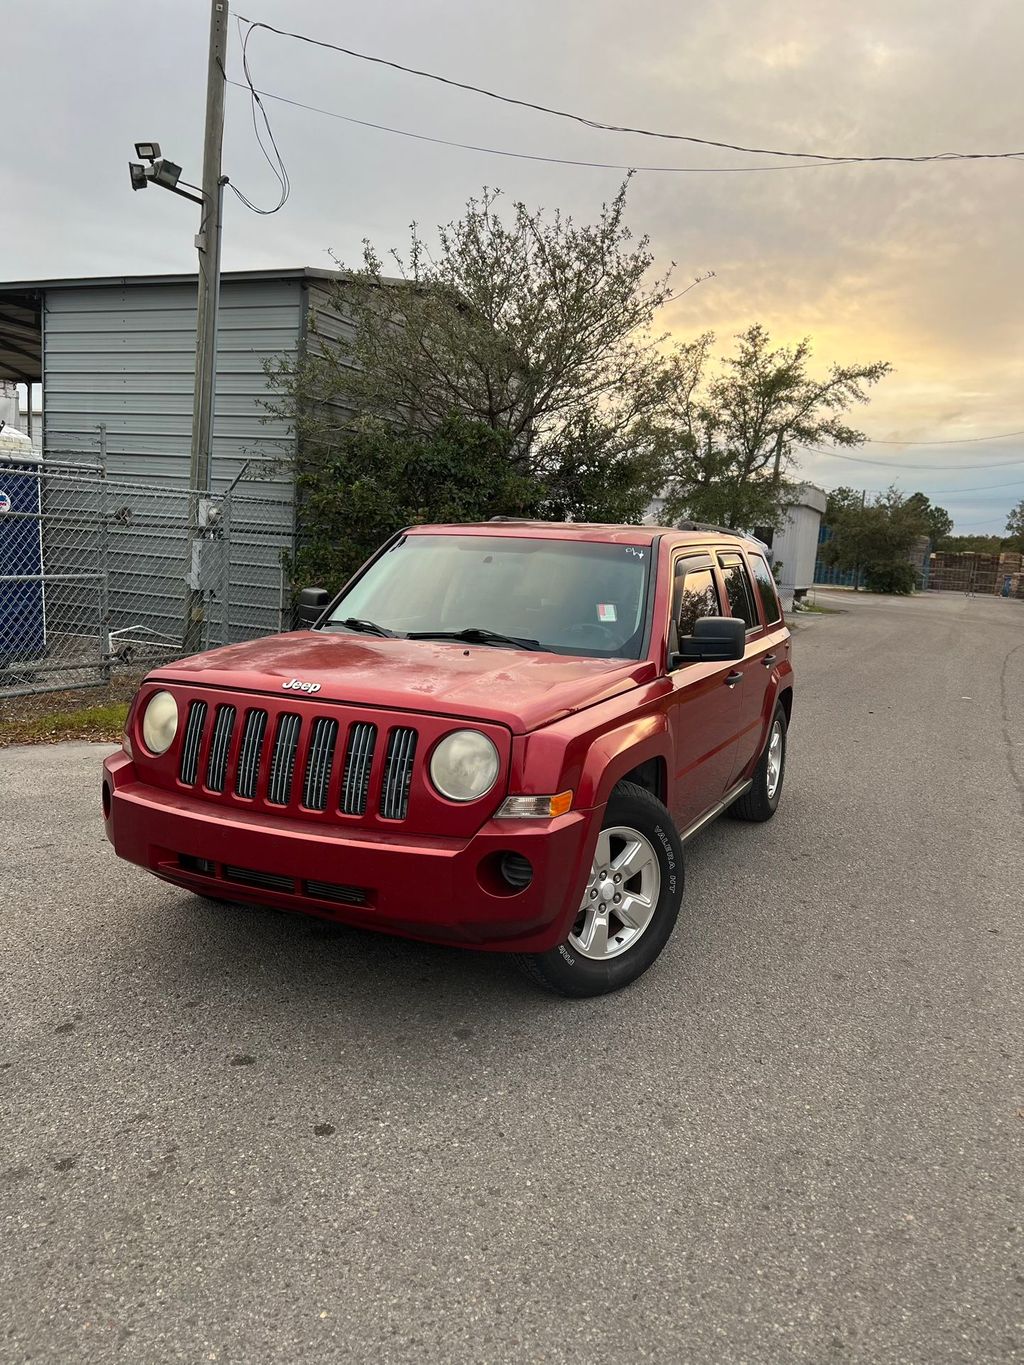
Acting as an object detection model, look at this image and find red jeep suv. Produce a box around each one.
[103,521,793,996]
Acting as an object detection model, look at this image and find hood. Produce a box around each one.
[151,631,657,734]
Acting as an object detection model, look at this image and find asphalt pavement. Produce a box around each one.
[1,589,1022,1364]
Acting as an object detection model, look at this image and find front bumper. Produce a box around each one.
[102,752,599,952]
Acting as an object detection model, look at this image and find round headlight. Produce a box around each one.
[141,690,179,755]
[430,729,500,802]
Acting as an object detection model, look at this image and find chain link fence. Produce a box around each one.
[0,438,294,698]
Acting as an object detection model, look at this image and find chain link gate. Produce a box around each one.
[0,439,293,699]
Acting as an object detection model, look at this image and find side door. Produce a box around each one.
[717,550,785,783]
[665,553,743,833]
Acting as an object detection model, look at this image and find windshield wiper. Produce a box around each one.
[328,617,397,638]
[407,626,541,651]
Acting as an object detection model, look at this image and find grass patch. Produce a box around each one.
[0,700,130,746]
[795,602,844,615]
[0,677,141,746]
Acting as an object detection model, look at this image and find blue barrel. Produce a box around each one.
[0,445,46,666]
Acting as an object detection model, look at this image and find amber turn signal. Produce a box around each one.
[495,791,574,819]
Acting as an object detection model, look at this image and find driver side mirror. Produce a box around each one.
[295,587,329,628]
[670,615,746,667]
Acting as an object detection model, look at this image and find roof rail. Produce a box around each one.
[675,520,742,536]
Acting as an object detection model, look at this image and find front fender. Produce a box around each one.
[576,712,671,810]
[509,685,674,817]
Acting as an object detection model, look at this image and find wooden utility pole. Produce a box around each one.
[184,0,229,655]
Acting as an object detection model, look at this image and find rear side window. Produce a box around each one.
[750,554,783,625]
[718,554,760,629]
[673,561,721,636]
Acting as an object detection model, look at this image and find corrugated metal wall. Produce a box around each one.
[42,277,301,485]
[39,277,304,647]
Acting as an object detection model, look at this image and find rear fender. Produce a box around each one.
[749,661,794,769]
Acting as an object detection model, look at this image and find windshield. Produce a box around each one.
[325,534,653,659]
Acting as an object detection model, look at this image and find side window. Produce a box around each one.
[750,554,782,625]
[673,560,720,636]
[717,555,760,629]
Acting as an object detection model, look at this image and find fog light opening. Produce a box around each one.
[102,780,112,819]
[500,851,534,891]
[477,850,535,898]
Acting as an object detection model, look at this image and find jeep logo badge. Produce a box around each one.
[282,678,321,694]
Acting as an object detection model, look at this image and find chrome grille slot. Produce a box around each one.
[340,722,377,816]
[205,704,236,792]
[304,879,368,906]
[178,700,208,786]
[267,713,301,806]
[379,726,417,821]
[301,716,339,810]
[223,865,295,893]
[234,708,268,799]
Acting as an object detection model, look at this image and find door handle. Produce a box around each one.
[725,670,743,687]
[762,653,777,668]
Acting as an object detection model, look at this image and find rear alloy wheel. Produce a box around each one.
[728,701,787,822]
[514,782,684,997]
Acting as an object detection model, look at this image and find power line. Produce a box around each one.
[856,477,1024,495]
[861,428,1024,445]
[235,14,1024,165]
[224,81,865,175]
[918,478,1024,494]
[224,18,291,215]
[802,444,1024,471]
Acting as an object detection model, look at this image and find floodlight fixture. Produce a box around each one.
[128,142,203,206]
[150,158,183,190]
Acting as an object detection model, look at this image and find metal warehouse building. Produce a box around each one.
[0,268,354,690]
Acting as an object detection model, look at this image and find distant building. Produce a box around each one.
[763,483,828,608]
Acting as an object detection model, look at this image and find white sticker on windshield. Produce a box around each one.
[597,603,617,622]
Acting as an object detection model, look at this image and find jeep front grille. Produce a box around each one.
[179,700,208,785]
[267,713,301,805]
[235,708,268,799]
[174,701,425,824]
[205,704,236,792]
[302,716,338,811]
[380,727,417,821]
[339,721,376,816]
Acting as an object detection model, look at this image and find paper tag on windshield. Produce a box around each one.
[597,603,617,622]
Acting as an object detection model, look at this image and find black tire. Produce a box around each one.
[513,781,684,998]
[728,701,787,822]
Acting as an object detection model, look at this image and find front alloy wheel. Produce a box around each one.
[570,826,662,961]
[514,782,684,998]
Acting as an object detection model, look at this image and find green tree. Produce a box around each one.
[820,485,929,593]
[906,492,953,544]
[270,178,679,544]
[290,417,538,593]
[1006,498,1024,551]
[659,326,891,529]
[935,533,1005,554]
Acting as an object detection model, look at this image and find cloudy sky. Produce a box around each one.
[6,0,1023,533]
